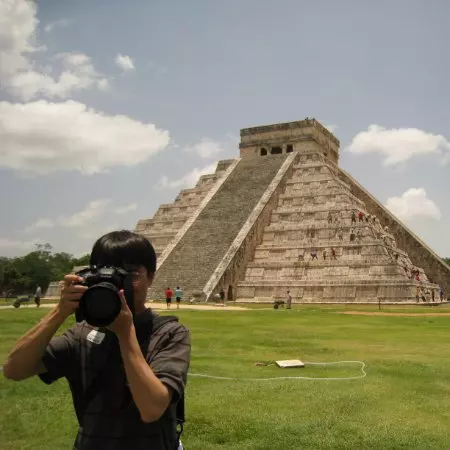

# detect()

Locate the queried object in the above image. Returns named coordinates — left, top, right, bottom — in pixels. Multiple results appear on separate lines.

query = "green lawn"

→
left=1, top=307, right=450, bottom=449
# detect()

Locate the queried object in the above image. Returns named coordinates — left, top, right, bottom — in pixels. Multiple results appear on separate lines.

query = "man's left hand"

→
left=108, top=290, right=134, bottom=338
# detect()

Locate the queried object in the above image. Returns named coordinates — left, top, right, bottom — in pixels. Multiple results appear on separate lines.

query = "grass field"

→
left=1, top=306, right=450, bottom=449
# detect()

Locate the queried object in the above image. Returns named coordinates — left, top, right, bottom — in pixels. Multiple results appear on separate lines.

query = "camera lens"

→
left=80, top=282, right=122, bottom=327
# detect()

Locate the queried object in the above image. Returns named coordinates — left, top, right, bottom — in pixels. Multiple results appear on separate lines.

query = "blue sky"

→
left=0, top=0, right=449, bottom=257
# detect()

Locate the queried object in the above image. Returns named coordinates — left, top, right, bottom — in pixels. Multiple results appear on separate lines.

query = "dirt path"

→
left=0, top=302, right=248, bottom=311
left=337, top=311, right=450, bottom=317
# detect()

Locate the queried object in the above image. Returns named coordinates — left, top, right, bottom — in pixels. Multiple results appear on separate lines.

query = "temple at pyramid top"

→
left=132, top=118, right=449, bottom=305
left=239, top=118, right=340, bottom=163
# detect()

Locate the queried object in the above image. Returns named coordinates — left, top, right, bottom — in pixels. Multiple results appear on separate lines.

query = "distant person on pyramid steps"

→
left=351, top=211, right=357, bottom=224
left=323, top=249, right=327, bottom=260
left=358, top=211, right=364, bottom=222
left=165, top=287, right=173, bottom=309
left=327, top=212, right=333, bottom=224
left=349, top=229, right=356, bottom=242
left=34, top=285, right=42, bottom=307
left=337, top=227, right=343, bottom=241
left=219, top=287, right=226, bottom=305
left=286, top=290, right=292, bottom=309
left=310, top=247, right=318, bottom=260
left=175, top=286, right=183, bottom=309
left=331, top=247, right=337, bottom=260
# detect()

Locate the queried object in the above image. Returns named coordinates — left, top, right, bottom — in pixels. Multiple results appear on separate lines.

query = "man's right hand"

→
left=57, top=274, right=88, bottom=320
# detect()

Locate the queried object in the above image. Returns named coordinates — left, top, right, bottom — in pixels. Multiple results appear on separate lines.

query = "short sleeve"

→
left=39, top=326, right=78, bottom=385
left=149, top=324, right=191, bottom=401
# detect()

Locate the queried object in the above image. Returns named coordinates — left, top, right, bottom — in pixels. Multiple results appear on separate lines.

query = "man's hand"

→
left=57, top=274, right=87, bottom=320
left=107, top=290, right=133, bottom=338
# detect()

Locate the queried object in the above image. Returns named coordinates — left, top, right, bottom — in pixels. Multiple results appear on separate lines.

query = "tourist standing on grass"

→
left=286, top=290, right=292, bottom=309
left=34, top=285, right=41, bottom=307
left=175, top=286, right=183, bottom=309
left=3, top=230, right=191, bottom=450
left=165, top=287, right=173, bottom=309
left=219, top=287, right=225, bottom=305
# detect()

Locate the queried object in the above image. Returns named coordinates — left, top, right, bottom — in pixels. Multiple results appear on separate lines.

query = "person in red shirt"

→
left=165, top=287, right=173, bottom=309
left=358, top=211, right=364, bottom=222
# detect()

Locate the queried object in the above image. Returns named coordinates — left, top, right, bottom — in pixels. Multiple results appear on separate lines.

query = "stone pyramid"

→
left=136, top=119, right=449, bottom=304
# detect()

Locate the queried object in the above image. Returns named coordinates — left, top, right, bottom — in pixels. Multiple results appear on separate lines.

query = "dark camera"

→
left=75, top=266, right=132, bottom=327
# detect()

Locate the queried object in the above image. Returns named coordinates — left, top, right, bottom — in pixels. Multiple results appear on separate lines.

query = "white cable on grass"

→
left=189, top=360, right=366, bottom=381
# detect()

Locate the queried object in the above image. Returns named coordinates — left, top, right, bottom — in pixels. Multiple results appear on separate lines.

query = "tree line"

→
left=0, top=244, right=449, bottom=297
left=0, top=244, right=90, bottom=296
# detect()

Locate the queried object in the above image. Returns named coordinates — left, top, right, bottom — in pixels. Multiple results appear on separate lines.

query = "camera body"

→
left=75, top=266, right=133, bottom=327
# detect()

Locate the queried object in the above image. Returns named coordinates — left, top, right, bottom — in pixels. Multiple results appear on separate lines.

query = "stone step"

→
left=236, top=280, right=438, bottom=303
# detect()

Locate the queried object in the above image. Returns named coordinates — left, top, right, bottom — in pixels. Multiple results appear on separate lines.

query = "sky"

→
left=0, top=0, right=449, bottom=258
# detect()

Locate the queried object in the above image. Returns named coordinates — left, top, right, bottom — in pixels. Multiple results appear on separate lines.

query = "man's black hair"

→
left=90, top=230, right=157, bottom=273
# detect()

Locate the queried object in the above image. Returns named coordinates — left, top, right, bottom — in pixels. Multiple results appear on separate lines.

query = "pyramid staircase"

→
left=148, top=155, right=287, bottom=301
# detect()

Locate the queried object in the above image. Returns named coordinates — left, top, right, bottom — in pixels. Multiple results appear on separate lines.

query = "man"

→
left=349, top=229, right=356, bottom=242
left=34, top=285, right=42, bottom=307
left=4, top=230, right=191, bottom=450
left=219, top=287, right=225, bottom=305
left=286, top=290, right=292, bottom=309
left=174, top=286, right=183, bottom=310
left=331, top=247, right=337, bottom=260
left=165, top=287, right=173, bottom=309
left=310, top=247, right=318, bottom=260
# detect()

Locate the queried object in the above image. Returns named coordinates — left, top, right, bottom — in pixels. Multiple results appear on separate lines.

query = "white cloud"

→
left=64, top=199, right=112, bottom=228
left=0, top=0, right=37, bottom=76
left=0, top=1, right=108, bottom=100
left=24, top=218, right=54, bottom=232
left=115, top=54, right=135, bottom=72
left=44, top=19, right=69, bottom=33
left=184, top=138, right=224, bottom=159
left=347, top=125, right=450, bottom=166
left=325, top=124, right=338, bottom=133
left=158, top=163, right=217, bottom=190
left=24, top=199, right=111, bottom=233
left=115, top=203, right=138, bottom=215
left=385, top=188, right=442, bottom=221
left=0, top=100, right=170, bottom=175
left=0, top=237, right=40, bottom=251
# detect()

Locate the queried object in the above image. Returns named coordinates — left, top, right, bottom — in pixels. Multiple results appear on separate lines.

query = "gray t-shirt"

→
left=39, top=310, right=190, bottom=449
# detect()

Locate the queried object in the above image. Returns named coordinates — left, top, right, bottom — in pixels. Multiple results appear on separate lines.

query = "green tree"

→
left=444, top=257, right=450, bottom=266
left=0, top=257, right=21, bottom=296
left=72, top=253, right=90, bottom=267
left=13, top=244, right=54, bottom=293
left=50, top=252, right=75, bottom=281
